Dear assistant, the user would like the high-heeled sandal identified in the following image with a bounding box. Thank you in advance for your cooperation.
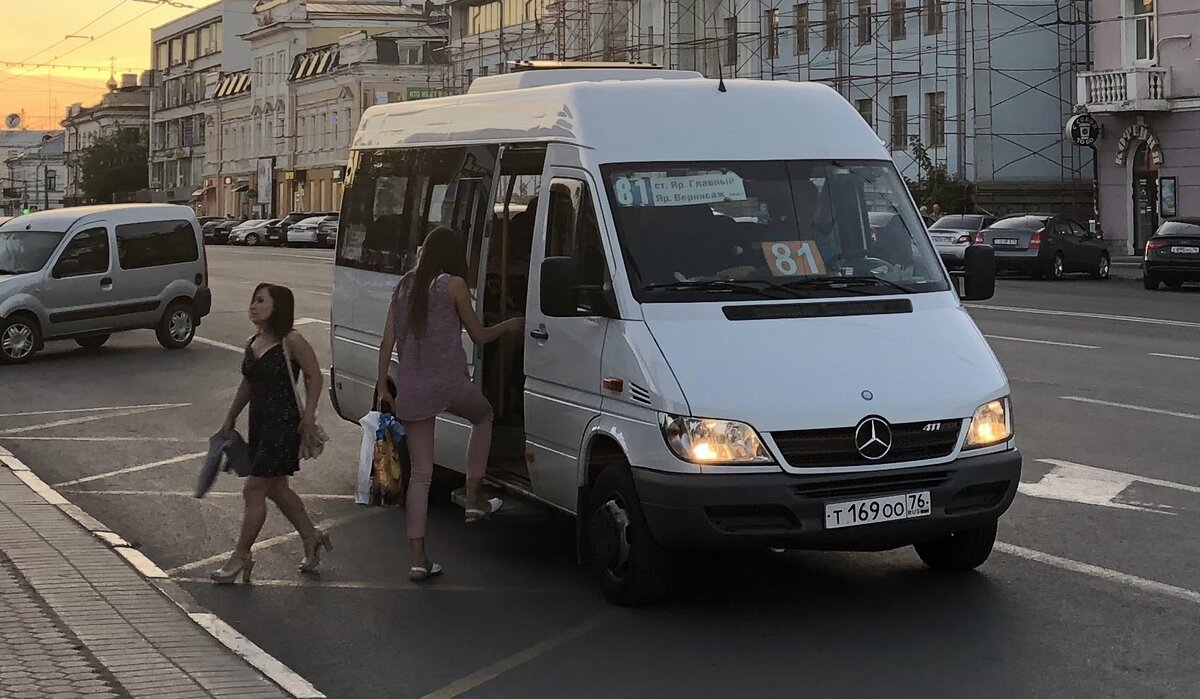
[409,562,442,581]
[298,529,333,573]
[465,497,503,523]
[210,553,254,585]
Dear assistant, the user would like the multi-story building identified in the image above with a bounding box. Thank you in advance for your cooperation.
[213,0,448,218]
[148,0,255,214]
[448,0,1095,215]
[2,133,66,215]
[61,73,153,206]
[1078,0,1199,254]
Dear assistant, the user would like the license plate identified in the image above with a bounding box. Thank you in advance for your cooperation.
[1170,246,1199,254]
[993,238,1019,246]
[824,491,931,529]
[932,236,954,243]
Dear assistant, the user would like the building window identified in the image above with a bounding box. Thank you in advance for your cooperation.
[857,0,872,45]
[890,95,908,150]
[465,68,474,85]
[924,0,942,34]
[890,0,906,40]
[765,9,780,59]
[155,43,168,71]
[267,55,275,84]
[169,37,183,65]
[823,0,840,51]
[856,98,873,128]
[794,4,809,55]
[926,91,945,147]
[1132,0,1156,62]
[480,64,490,77]
[724,16,738,66]
[214,22,223,52]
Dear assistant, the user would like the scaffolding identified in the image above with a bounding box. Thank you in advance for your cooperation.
[447,0,1093,213]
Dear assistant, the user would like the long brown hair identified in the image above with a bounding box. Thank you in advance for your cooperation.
[404,227,469,337]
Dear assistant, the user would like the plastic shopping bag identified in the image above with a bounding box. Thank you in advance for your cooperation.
[356,412,382,505]
[371,413,406,507]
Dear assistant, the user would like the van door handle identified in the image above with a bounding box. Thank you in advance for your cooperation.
[100,277,113,290]
[530,327,549,341]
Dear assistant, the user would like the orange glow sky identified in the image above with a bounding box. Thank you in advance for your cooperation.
[0,0,219,130]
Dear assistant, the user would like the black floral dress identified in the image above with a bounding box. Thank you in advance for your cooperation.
[241,340,301,477]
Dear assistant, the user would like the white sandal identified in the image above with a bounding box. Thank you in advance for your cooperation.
[465,497,503,522]
[409,562,442,581]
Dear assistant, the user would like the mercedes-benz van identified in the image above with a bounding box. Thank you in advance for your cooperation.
[329,65,1020,606]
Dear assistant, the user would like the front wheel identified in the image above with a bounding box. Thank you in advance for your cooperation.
[1092,253,1110,280]
[0,316,40,364]
[156,301,196,349]
[245,233,260,246]
[914,520,998,572]
[587,465,675,607]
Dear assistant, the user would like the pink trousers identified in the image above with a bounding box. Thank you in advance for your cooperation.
[401,386,493,539]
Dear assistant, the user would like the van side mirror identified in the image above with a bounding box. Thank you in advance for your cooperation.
[541,256,580,317]
[961,244,996,301]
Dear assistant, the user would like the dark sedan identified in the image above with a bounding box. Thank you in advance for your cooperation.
[267,212,333,247]
[202,218,235,245]
[977,213,1110,280]
[1144,218,1200,290]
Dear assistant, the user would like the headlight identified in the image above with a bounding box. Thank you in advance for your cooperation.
[659,414,773,465]
[965,398,1012,448]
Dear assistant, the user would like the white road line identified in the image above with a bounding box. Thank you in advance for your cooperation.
[194,336,245,353]
[968,303,1200,330]
[190,613,325,699]
[1037,458,1200,495]
[984,334,1099,350]
[166,511,372,575]
[308,290,332,297]
[1149,352,1200,362]
[996,542,1200,607]
[1061,396,1200,421]
[295,317,330,326]
[173,577,578,594]
[0,403,190,436]
[419,613,616,699]
[53,452,208,488]
[0,403,190,419]
[62,488,355,500]
[245,251,333,262]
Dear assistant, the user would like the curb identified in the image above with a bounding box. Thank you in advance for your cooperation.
[0,444,324,699]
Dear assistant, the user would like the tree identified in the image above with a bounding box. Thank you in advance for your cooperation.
[79,129,148,204]
[906,137,974,214]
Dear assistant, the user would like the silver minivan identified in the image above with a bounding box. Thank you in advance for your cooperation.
[0,204,212,363]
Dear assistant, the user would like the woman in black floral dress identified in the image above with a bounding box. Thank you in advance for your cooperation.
[211,283,332,584]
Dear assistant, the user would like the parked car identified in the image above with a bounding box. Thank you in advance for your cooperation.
[229,219,275,246]
[201,218,230,243]
[316,214,339,248]
[210,217,246,245]
[287,215,337,247]
[929,214,998,269]
[1144,217,1200,290]
[977,213,1109,280]
[0,204,211,364]
[267,211,332,247]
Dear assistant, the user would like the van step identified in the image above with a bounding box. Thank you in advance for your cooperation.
[450,486,538,517]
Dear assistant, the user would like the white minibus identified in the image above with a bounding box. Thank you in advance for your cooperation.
[329,65,1019,606]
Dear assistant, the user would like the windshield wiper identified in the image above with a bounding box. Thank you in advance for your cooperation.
[778,276,915,295]
[642,280,803,300]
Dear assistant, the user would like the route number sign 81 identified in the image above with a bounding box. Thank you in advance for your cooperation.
[761,241,826,276]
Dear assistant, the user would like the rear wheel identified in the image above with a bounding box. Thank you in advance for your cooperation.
[75,334,110,350]
[1047,252,1065,280]
[1144,273,1160,290]
[156,301,196,349]
[587,465,675,607]
[0,315,40,364]
[915,520,998,572]
[1091,253,1110,280]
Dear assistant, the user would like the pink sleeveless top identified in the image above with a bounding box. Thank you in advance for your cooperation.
[389,274,472,422]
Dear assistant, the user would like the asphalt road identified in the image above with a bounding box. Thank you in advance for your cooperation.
[3,247,1199,698]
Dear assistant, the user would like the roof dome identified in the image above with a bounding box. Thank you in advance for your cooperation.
[106,74,118,91]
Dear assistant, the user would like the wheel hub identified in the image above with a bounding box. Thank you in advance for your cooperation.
[1,324,33,359]
[592,496,632,581]
[169,311,193,342]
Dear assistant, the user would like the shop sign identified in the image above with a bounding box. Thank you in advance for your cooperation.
[332,168,344,182]
[1066,114,1099,147]
[407,87,449,101]
[256,158,273,207]
[1115,124,1163,167]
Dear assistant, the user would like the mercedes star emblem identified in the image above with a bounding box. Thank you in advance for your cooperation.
[854,416,893,461]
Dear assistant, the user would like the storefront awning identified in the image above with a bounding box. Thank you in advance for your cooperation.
[231,184,250,193]
[191,186,212,198]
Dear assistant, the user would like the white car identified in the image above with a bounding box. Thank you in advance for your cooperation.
[286,216,331,246]
[228,219,273,246]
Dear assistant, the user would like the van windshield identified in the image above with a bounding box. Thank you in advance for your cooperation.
[0,230,64,275]
[602,160,949,300]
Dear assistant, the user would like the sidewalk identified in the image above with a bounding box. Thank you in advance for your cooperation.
[1111,255,1143,280]
[0,449,296,699]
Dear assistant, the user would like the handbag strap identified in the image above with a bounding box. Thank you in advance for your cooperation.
[280,335,308,415]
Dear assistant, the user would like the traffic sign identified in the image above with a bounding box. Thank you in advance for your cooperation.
[1067,114,1100,147]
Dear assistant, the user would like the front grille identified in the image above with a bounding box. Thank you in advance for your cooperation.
[792,470,951,500]
[773,419,962,468]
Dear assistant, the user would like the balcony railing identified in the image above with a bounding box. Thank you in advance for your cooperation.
[1078,67,1171,112]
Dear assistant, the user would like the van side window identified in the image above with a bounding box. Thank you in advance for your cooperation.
[115,220,199,269]
[545,178,609,312]
[53,228,110,279]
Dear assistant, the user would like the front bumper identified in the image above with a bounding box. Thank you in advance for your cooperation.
[633,449,1021,552]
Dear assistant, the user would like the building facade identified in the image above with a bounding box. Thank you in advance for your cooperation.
[61,74,153,206]
[1078,0,1199,254]
[448,0,1095,215]
[148,0,256,213]
[2,133,67,216]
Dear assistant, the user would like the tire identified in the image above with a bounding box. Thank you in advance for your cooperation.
[1165,280,1183,290]
[1091,253,1110,280]
[0,315,41,365]
[1047,252,1065,280]
[1144,274,1160,290]
[245,233,260,246]
[75,334,110,350]
[156,301,197,350]
[587,465,675,607]
[915,520,998,572]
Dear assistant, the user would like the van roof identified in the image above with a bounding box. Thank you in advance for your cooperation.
[352,78,887,163]
[0,204,196,233]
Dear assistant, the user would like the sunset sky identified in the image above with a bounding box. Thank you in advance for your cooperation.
[0,0,219,130]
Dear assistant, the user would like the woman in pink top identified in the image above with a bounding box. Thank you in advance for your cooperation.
[377,227,523,581]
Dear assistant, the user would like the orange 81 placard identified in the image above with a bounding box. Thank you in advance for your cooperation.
[760,241,827,277]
